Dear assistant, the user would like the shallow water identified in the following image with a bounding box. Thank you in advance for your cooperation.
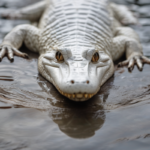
[0,0,150,149]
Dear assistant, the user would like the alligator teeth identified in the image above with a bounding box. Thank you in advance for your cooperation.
[89,94,93,98]
[60,92,95,100]
[56,87,94,100]
[67,94,71,98]
[84,94,88,98]
[76,94,83,98]
[60,93,95,99]
[72,94,75,98]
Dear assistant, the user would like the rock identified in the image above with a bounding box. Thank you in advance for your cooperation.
[130,4,140,12]
[139,18,150,26]
[131,26,150,43]
[127,0,150,5]
[138,6,150,17]
[110,0,128,5]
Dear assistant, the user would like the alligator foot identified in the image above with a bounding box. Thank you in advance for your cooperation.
[118,55,150,72]
[0,44,28,61]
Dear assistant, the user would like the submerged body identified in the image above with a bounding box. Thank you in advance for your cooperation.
[0,0,150,101]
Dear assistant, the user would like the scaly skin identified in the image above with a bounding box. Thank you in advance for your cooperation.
[0,0,150,101]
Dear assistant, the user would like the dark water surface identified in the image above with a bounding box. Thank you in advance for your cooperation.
[0,0,150,149]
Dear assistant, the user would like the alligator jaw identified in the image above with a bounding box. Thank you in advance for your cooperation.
[52,80,100,101]
[57,88,98,102]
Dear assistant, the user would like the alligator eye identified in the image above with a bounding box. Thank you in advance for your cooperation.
[56,51,64,62]
[91,52,99,62]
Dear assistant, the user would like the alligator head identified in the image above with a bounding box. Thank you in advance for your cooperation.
[38,46,114,101]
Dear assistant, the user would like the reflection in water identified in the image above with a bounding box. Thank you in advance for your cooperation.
[51,104,105,139]
[54,111,104,139]
[38,75,107,139]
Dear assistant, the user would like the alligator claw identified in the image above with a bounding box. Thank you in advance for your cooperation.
[0,44,28,61]
[118,55,150,72]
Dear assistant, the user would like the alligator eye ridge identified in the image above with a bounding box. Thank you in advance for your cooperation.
[91,52,99,62]
[56,51,64,62]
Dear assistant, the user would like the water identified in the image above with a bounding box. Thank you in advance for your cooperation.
[0,0,150,149]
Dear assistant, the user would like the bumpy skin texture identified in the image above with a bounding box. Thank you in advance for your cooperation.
[1,0,150,101]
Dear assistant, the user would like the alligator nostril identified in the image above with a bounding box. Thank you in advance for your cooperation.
[71,80,74,84]
[87,80,90,84]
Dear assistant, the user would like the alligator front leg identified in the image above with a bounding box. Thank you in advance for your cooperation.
[0,24,40,61]
[112,27,150,71]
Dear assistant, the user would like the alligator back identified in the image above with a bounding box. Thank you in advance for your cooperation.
[39,0,113,53]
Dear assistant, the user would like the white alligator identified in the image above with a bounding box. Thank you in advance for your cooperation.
[0,0,150,101]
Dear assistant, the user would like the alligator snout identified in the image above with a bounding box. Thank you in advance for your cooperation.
[70,80,89,84]
[57,76,100,101]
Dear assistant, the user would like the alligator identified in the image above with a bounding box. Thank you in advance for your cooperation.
[0,0,150,101]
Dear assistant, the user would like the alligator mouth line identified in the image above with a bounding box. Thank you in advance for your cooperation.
[53,81,100,101]
[58,90,95,101]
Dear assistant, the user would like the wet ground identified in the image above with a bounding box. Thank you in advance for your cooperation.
[0,0,150,149]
